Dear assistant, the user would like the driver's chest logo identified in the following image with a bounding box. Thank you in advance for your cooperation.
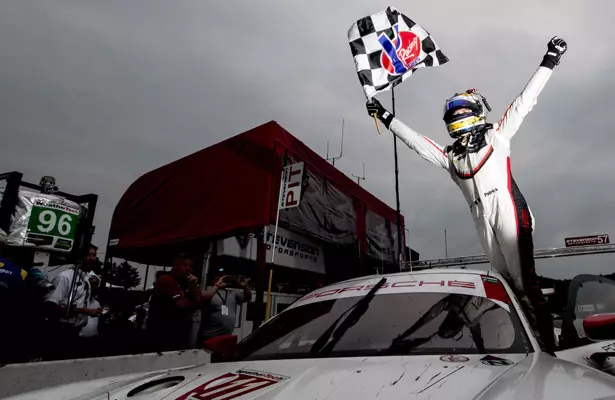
[175,369,289,400]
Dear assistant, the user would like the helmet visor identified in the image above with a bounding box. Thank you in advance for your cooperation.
[444,98,476,112]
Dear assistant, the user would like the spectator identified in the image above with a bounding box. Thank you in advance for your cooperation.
[146,253,203,352]
[79,273,103,339]
[0,243,29,364]
[199,275,251,343]
[75,273,105,358]
[44,244,103,360]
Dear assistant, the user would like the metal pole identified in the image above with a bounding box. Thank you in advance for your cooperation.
[252,227,266,331]
[200,241,214,291]
[143,264,150,292]
[65,263,81,319]
[445,229,448,258]
[391,86,403,268]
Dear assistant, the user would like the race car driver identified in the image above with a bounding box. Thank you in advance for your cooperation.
[366,36,567,353]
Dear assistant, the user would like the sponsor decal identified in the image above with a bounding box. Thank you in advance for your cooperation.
[218,225,325,274]
[265,230,320,263]
[278,162,304,209]
[175,369,289,400]
[565,234,610,247]
[289,273,511,314]
[440,355,469,363]
[481,275,511,305]
[480,355,513,366]
[379,24,422,75]
[297,279,477,303]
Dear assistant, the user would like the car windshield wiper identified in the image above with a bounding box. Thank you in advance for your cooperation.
[388,295,493,355]
[310,277,387,357]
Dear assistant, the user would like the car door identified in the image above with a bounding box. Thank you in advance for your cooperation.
[556,274,615,376]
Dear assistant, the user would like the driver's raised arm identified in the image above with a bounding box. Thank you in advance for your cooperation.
[366,98,449,170]
[495,36,567,141]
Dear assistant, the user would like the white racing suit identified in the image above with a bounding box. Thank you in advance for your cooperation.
[387,64,556,352]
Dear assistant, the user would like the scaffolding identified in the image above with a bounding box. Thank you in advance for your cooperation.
[402,243,615,270]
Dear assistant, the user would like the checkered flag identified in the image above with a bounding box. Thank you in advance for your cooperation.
[348,6,449,98]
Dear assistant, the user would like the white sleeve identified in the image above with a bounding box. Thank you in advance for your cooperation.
[495,66,553,141]
[45,274,70,305]
[388,118,449,169]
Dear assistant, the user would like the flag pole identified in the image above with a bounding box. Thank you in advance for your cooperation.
[372,114,382,135]
[392,85,403,269]
[266,154,287,321]
[270,162,286,265]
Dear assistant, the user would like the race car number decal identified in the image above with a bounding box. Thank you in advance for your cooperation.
[175,369,289,400]
[601,342,615,352]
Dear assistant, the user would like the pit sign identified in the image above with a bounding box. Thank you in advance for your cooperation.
[26,203,81,252]
[565,234,610,247]
[278,162,304,209]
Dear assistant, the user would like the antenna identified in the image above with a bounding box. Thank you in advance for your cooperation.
[351,162,366,186]
[328,118,344,166]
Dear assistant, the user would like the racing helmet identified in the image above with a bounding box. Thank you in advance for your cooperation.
[443,89,491,138]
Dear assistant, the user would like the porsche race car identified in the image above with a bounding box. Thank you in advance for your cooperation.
[7,268,615,400]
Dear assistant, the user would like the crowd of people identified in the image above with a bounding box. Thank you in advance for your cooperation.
[0,243,251,364]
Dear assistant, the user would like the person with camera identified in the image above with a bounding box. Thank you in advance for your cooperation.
[199,275,251,343]
[146,253,203,352]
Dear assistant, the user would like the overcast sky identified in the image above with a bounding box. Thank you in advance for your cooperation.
[1,1,614,279]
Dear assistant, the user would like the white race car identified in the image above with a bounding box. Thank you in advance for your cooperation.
[8,269,615,400]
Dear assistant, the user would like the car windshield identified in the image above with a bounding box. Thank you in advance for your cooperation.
[237,286,531,361]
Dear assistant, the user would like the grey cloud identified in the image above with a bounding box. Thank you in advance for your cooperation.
[1,0,614,279]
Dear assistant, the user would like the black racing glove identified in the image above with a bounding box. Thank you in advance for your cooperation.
[366,97,394,128]
[541,36,567,69]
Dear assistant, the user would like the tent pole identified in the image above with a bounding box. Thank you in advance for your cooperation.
[265,268,273,322]
[252,227,267,332]
[143,264,150,292]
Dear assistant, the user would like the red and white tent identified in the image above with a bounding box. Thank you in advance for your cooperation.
[108,121,405,271]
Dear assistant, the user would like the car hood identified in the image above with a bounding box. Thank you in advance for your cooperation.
[9,352,615,400]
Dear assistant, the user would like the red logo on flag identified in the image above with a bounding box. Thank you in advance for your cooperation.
[380,30,421,75]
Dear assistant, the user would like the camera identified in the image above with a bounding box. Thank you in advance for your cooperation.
[39,176,59,194]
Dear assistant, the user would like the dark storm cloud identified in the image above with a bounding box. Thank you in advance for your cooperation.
[1,0,614,278]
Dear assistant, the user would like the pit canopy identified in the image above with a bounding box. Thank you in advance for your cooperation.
[108,121,404,266]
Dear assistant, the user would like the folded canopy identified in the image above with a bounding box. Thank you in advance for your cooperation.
[108,121,404,265]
